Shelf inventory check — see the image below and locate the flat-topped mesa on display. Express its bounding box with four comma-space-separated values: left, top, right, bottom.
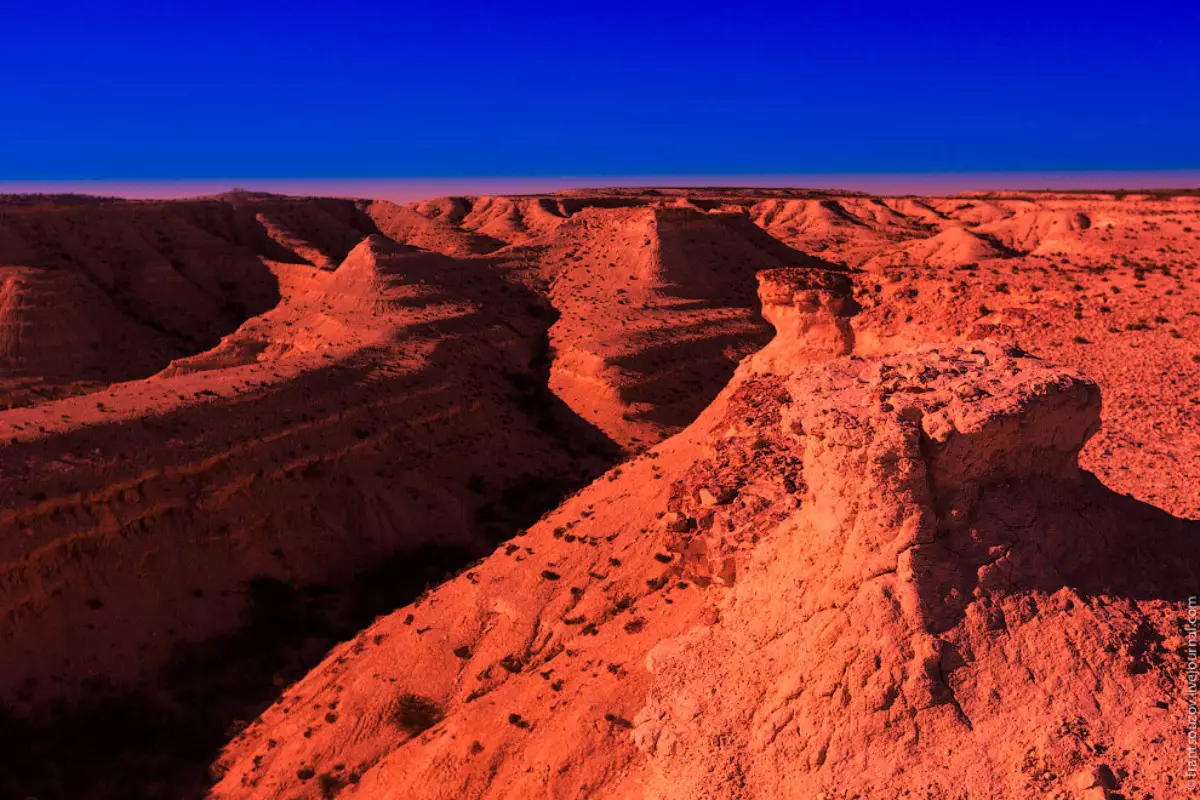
664, 341, 1104, 626
827, 342, 1102, 505
770, 343, 1103, 604
753, 267, 860, 368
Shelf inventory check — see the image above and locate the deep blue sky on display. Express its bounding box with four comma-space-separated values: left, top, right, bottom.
2, 0, 1198, 179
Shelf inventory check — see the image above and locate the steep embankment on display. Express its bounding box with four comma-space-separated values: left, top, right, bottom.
212, 267, 1197, 799
0, 199, 284, 405
0, 234, 611, 721
542, 204, 841, 449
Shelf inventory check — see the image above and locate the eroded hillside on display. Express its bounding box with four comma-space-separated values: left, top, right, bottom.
211, 267, 1198, 800
0, 187, 1197, 798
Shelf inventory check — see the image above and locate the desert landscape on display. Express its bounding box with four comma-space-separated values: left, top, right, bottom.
0, 187, 1197, 799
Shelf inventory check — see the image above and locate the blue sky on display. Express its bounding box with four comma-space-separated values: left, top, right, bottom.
2, 0, 1198, 179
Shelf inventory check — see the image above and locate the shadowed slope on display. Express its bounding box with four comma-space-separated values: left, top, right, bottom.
0, 235, 616, 717
0, 201, 283, 404
542, 204, 843, 449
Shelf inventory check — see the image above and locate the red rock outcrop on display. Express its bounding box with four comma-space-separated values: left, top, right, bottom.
210, 267, 1196, 799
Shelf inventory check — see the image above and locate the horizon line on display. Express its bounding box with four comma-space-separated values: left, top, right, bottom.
2, 170, 1199, 202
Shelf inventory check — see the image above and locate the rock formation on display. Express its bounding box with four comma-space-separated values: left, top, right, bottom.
0, 188, 1197, 798
210, 267, 1197, 799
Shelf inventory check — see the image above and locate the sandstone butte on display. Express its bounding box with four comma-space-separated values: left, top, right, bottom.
0, 188, 1196, 799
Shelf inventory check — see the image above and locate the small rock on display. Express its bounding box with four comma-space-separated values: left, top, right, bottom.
1071, 764, 1116, 792
666, 516, 697, 533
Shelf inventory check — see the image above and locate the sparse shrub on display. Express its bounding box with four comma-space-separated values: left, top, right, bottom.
318, 773, 342, 798
392, 693, 444, 736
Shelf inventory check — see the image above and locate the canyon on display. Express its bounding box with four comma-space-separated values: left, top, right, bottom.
0, 188, 1196, 798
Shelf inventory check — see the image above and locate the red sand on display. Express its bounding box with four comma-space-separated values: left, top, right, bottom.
0, 188, 1197, 799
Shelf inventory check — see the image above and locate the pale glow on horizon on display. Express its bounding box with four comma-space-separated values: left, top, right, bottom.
2, 171, 1199, 201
